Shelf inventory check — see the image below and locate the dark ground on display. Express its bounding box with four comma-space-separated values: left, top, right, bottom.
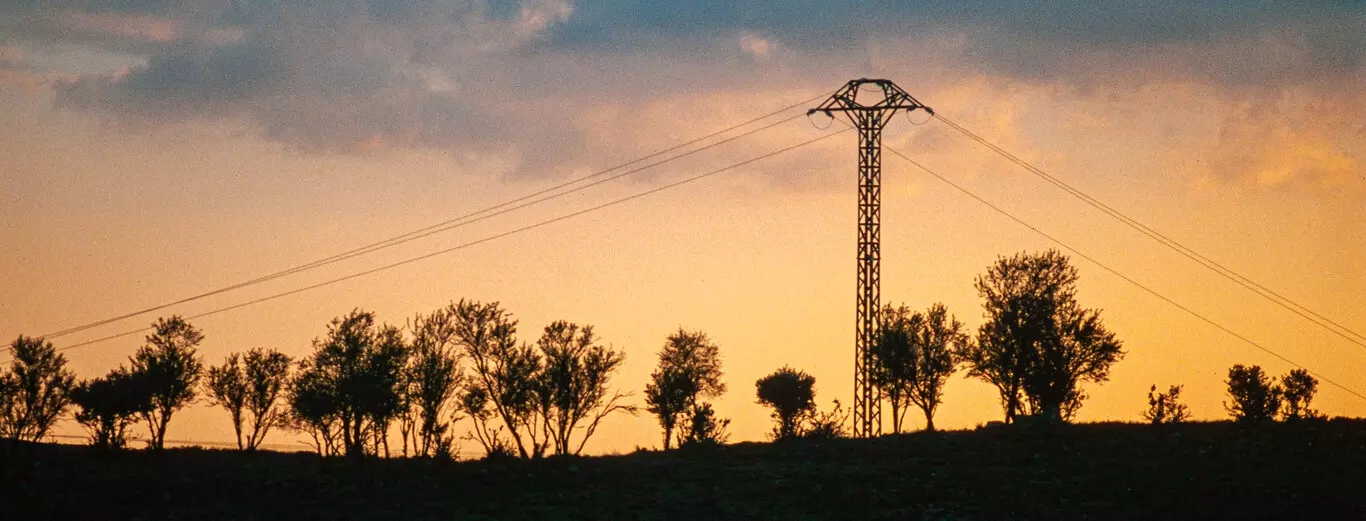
4, 420, 1365, 520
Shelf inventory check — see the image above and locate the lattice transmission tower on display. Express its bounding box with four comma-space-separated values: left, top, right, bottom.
810, 79, 932, 438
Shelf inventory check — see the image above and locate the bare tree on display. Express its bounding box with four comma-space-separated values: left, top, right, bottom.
536, 321, 636, 455
130, 316, 205, 451
0, 336, 76, 442
644, 329, 725, 449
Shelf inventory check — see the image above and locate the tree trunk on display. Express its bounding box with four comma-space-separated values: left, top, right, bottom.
923, 408, 936, 432
890, 390, 902, 434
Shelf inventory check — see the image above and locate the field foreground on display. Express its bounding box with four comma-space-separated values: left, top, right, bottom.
4, 420, 1365, 520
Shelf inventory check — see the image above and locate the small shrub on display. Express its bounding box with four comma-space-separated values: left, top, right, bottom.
801, 399, 848, 440
1142, 384, 1191, 424
678, 402, 730, 448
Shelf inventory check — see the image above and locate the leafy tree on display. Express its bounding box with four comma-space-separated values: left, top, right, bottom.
206, 348, 291, 450
1280, 369, 1321, 421
872, 305, 916, 433
677, 402, 730, 448
287, 361, 342, 456
1225, 364, 1281, 422
874, 303, 965, 432
755, 366, 817, 440
130, 316, 205, 451
644, 329, 725, 449
401, 308, 464, 459
536, 321, 636, 455
453, 300, 547, 458
206, 354, 249, 449
1142, 384, 1191, 424
0, 336, 76, 442
70, 368, 149, 450
961, 250, 1124, 424
291, 310, 408, 457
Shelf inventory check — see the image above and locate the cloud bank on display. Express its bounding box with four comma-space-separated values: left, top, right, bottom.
1, 1, 1361, 187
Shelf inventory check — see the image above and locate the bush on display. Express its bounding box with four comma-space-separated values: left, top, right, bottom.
70, 368, 150, 450
801, 400, 849, 440
1142, 384, 1191, 424
678, 402, 730, 448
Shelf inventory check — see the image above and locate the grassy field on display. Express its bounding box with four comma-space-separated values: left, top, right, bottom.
5, 420, 1365, 520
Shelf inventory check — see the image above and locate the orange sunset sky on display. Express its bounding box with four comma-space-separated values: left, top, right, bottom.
1, 2, 1363, 454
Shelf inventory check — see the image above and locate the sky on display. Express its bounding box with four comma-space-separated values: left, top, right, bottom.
1, 1, 1363, 454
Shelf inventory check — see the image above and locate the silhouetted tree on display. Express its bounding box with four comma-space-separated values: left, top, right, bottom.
677, 402, 730, 448
1280, 368, 1321, 421
291, 310, 408, 457
536, 321, 636, 455
130, 316, 205, 451
875, 303, 965, 432
453, 300, 546, 458
1225, 364, 1281, 422
70, 368, 149, 450
206, 353, 249, 449
401, 308, 464, 459
287, 362, 341, 456
206, 348, 291, 450
961, 251, 1124, 424
0, 336, 76, 442
460, 383, 513, 457
756, 366, 816, 440
1142, 384, 1191, 424
872, 304, 916, 433
645, 329, 725, 449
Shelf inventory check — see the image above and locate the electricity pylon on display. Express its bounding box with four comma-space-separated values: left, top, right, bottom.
810, 79, 932, 438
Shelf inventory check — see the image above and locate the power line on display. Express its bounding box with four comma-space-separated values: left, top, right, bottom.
37, 91, 832, 342
32, 128, 851, 357
882, 144, 1366, 403
933, 113, 1366, 349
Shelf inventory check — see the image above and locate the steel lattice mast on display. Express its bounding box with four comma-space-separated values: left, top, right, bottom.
809, 79, 932, 438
